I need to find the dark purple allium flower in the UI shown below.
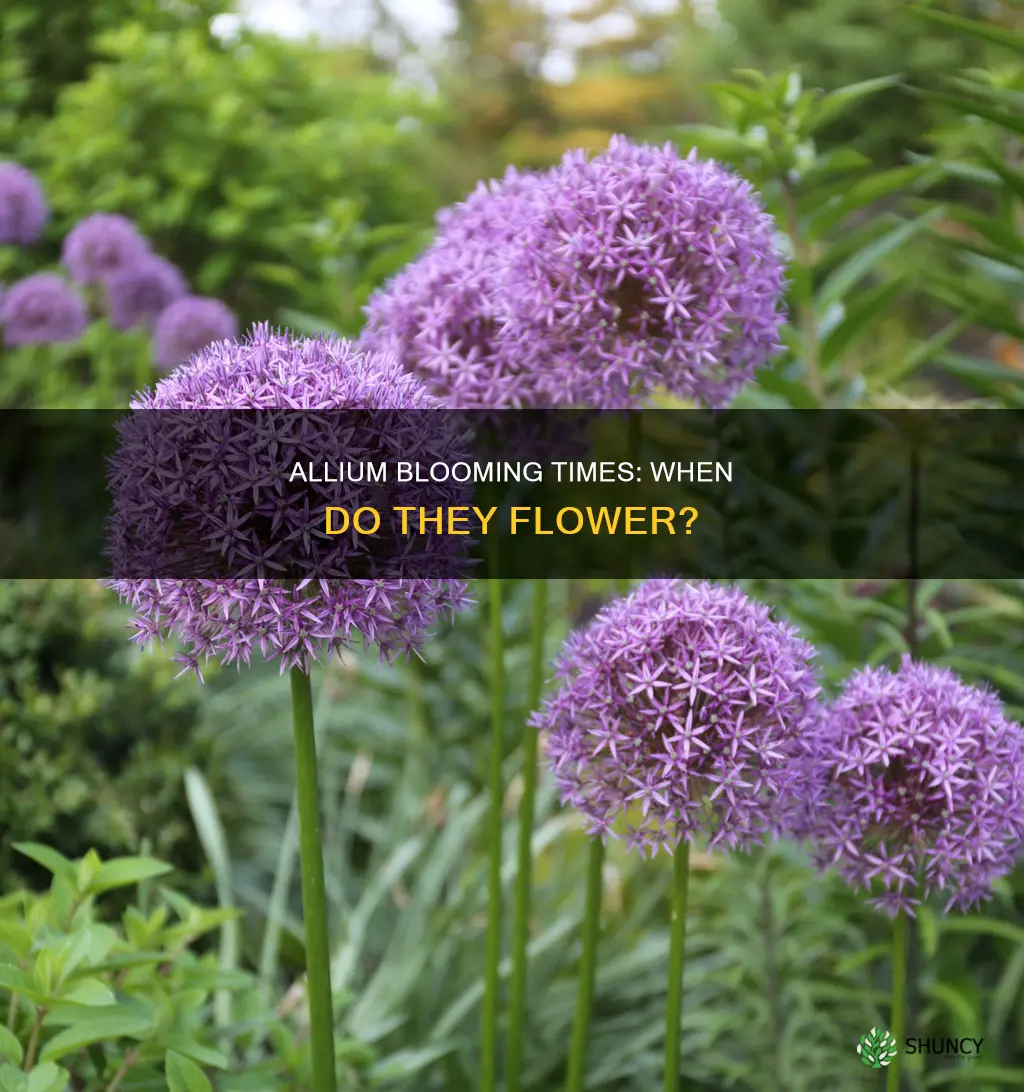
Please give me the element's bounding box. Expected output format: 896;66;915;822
105;323;469;678
152;295;238;371
62;213;150;287
106;253;187;331
0;162;48;246
503;136;787;407
361;167;573;408
533;580;822;856
0;273;88;346
800;657;1024;916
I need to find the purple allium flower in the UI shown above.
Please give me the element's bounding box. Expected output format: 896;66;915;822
0;273;88;346
152;295;238;371
106;253;187;331
532;580;822;856
105;323;469;678
503;136;787;407
800;657;1024;916
62;213;150;287
0;163;48;246
362;167;570;409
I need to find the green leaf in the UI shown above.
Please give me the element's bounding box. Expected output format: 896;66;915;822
10;845;76;884
37;1011;152;1062
0;1027;22;1067
0;967;45;1005
161;1036;229;1070
819;279;906;368
183;768;237;1032
922;91;1024;139
59;980;116;1007
0;1064;26;1092
972;145;1024;205
806;165;942;240
85;858;174;895
910;7;1024;56
166;1050;213;1092
672;124;755;165
938;917;1024;946
806;76;903;132
815;208;946;313
26;1064;66;1092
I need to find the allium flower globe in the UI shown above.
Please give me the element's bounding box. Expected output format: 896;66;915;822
62;213;150;287
533;580;822;855
504;137;787;407
106;253;187;331
0;273;88;346
106;323;468;677
802;658;1024;916
0;162;48;246
362;168;558;408
152;295;238;370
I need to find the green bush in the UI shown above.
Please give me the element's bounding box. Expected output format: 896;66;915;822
14;25;447;334
0;844;369;1089
0;582;242;896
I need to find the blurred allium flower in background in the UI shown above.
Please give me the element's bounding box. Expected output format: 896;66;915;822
362;167;559;408
505;137;787;407
106;323;469;677
152;295;238;371
533;580;822;855
0;162;48;246
800;657;1024;916
62;213;150;287
106;252;187;331
0;273;88;346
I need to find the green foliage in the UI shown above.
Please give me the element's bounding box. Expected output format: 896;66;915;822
673;69;961;407
186;577;1024;1090
0;844;366;1089
9;25;446;336
906;4;1024;401
0;582;242;896
708;0;983;163
0;0;225;133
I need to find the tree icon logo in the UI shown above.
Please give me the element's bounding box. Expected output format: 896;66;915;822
858;1027;899;1068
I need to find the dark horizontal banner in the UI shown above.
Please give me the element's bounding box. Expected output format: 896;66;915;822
1;410;1021;579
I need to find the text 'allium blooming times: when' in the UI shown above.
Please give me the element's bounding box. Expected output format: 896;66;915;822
802;657;1024;916
0;162;48;246
533;580;822;856
105;323;469;679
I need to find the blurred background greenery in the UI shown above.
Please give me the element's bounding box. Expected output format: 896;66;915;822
2;0;1024;1089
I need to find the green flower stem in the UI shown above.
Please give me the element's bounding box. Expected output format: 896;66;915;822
481;576;505;1092
887;910;909;1092
290;666;338;1092
664;841;691;1092
566;834;605;1092
505;578;549;1092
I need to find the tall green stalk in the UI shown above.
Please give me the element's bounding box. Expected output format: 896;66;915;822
505;578;549;1092
664;841;691;1092
887;910;909;1092
481;577;505;1092
566;835;605;1092
289;666;337;1092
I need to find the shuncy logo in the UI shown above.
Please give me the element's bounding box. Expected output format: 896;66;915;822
857;1028;899;1068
